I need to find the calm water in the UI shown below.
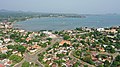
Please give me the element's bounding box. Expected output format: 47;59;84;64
14;15;120;31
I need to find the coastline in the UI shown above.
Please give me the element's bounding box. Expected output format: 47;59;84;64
12;15;120;32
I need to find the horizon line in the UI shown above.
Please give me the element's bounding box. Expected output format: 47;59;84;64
0;9;119;15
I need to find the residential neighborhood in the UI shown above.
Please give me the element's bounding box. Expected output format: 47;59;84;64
0;22;120;67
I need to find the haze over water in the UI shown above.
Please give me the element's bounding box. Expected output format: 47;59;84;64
14;14;120;31
1;0;120;14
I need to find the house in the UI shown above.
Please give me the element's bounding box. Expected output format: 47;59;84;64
19;30;25;33
0;47;8;53
0;64;5;67
4;60;12;66
21;44;28;47
59;40;71;46
49;34;56;38
99;47;105;52
91;51;97;57
43;58;47;62
66;60;73;67
0;40;3;46
0;25;5;29
43;31;52;35
32;44;41;49
103;44;107;48
12;51;18;54
91;52;98;61
105;29;117;33
16;52;22;57
5;25;9;28
27;45;40;53
107;35;115;38
4;38;10;43
27;47;37;53
46;60;51;65
51;63;57;67
0;59;12;67
26;37;32;42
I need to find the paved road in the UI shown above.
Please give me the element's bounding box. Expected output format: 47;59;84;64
14;37;62;67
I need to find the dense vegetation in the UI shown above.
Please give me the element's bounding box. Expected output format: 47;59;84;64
9;55;23;63
111;55;120;67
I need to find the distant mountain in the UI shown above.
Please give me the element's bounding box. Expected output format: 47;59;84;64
0;9;18;13
0;9;77;15
0;9;12;13
0;9;86;18
0;9;31;14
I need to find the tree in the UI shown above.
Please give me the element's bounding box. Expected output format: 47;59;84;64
9;55;22;63
53;42;59;48
105;45;115;53
17;45;26;53
115;55;120;62
84;65;88;67
46;38;52;41
114;43;120;49
6;51;12;57
7;45;14;49
91;43;96;48
22;61;30;67
73;44;80;48
97;64;104;67
56;54;65;58
10;34;16;39
7;45;26;53
63;35;70;40
0;53;7;59
76;27;82;31
80;40;85;44
73;63;79;67
103;37;109;43
110;48;115;53
40;33;45;37
38;54;44;62
47;41;51;45
54;31;58;34
111;55;120;67
63;43;69;47
41;43;47;48
74;50;82;58
83;55;95;65
104;60;110;67
54;59;65;66
81;35;86;39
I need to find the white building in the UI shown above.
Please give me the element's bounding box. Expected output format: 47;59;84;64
97;28;105;32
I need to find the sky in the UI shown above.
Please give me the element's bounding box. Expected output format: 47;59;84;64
0;0;120;14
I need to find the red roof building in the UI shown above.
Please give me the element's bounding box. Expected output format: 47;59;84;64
0;64;5;67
